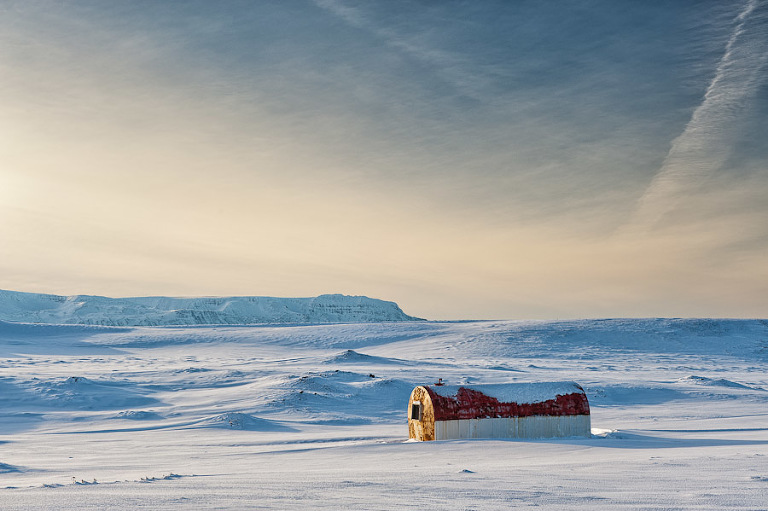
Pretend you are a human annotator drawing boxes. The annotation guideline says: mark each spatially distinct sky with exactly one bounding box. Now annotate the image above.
[1,0,767,320]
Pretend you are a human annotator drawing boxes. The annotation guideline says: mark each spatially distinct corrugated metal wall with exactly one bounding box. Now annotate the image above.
[433,414,591,440]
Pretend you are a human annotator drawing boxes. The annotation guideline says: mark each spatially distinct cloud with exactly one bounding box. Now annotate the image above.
[625,0,768,232]
[310,0,491,100]
[2,1,768,319]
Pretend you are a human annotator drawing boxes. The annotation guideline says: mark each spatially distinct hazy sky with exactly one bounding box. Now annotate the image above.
[2,0,767,320]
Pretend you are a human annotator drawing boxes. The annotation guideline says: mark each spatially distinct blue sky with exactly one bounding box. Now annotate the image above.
[1,1,767,319]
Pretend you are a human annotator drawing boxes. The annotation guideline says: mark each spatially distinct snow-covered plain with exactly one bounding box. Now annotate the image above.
[2,318,768,509]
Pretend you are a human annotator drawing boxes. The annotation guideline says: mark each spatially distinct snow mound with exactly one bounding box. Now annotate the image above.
[0,289,422,326]
[19,376,158,410]
[680,375,764,390]
[175,367,212,374]
[111,410,165,421]
[326,349,405,365]
[271,370,415,423]
[196,412,295,431]
[328,350,377,363]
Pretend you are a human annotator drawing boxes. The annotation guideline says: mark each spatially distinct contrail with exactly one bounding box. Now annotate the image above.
[310,0,491,100]
[625,0,768,232]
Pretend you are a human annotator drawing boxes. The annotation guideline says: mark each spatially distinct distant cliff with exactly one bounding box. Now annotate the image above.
[0,289,423,326]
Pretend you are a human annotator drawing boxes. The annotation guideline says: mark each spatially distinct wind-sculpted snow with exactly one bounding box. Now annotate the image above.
[194,412,297,432]
[111,410,165,421]
[271,370,416,424]
[0,289,421,326]
[0,319,128,338]
[680,375,766,391]
[325,349,409,365]
[2,318,768,509]
[4,376,158,411]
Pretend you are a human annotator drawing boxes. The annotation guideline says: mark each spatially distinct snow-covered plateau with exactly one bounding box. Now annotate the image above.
[0,289,421,326]
[2,317,768,509]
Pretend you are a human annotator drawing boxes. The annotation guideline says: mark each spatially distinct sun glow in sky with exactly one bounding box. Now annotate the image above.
[1,0,767,319]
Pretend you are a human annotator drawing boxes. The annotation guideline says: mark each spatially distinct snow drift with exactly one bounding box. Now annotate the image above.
[2,318,768,509]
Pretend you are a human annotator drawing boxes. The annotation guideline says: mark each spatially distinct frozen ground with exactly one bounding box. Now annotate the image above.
[1,318,768,509]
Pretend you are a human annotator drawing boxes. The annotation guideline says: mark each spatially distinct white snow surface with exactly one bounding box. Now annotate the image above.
[427,382,585,405]
[0,289,420,325]
[2,317,768,509]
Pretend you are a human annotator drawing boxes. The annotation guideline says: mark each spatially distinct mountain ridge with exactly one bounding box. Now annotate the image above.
[0,289,423,326]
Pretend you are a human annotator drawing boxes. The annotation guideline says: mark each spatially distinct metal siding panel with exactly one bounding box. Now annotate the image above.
[434,421,445,440]
[434,414,590,440]
[458,419,469,438]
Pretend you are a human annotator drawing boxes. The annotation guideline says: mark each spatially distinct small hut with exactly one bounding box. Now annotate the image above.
[408,382,590,441]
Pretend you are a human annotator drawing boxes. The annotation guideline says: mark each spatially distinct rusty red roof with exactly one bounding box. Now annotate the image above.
[423,382,589,421]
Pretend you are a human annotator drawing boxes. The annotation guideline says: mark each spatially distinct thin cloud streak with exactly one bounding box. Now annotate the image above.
[311,0,492,100]
[624,0,768,233]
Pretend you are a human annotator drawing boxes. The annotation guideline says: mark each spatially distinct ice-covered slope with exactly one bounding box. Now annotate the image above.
[0,289,421,326]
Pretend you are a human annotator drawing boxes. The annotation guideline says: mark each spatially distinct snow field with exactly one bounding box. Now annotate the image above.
[1,319,768,509]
